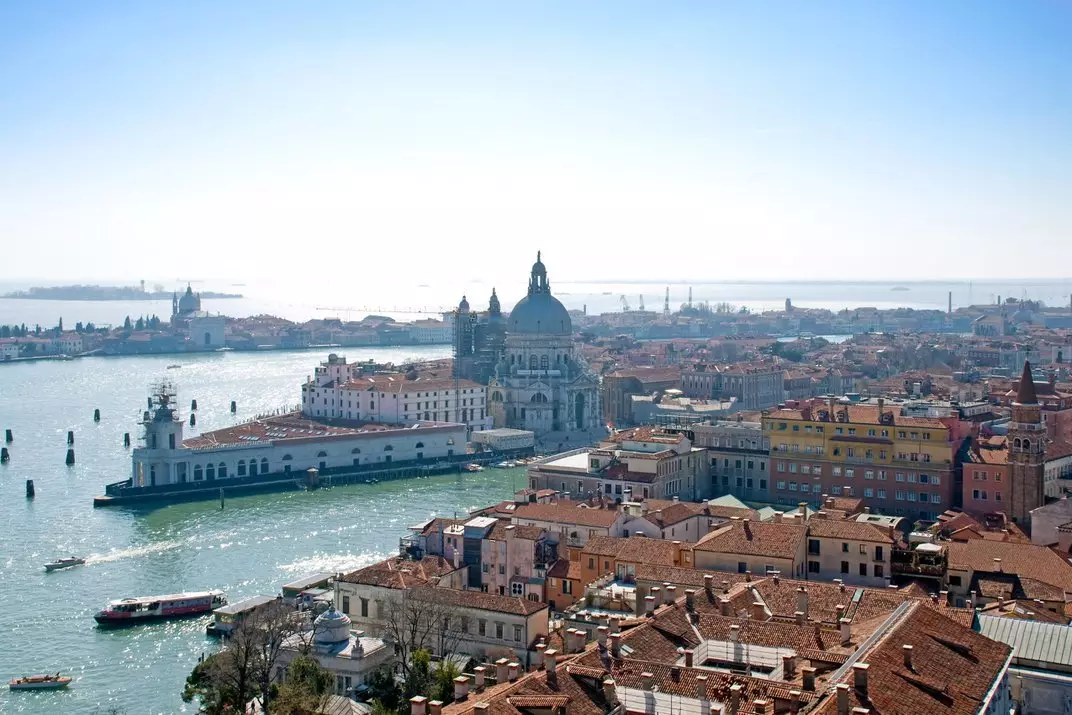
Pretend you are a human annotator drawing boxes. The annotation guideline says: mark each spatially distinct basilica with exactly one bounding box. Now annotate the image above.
[453,253,600,440]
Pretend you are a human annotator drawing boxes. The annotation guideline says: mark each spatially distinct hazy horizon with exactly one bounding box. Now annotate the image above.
[2,1,1069,283]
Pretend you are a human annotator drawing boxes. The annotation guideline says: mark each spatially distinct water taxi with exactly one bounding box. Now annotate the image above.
[464,463,484,472]
[9,674,72,691]
[94,590,226,626]
[44,556,85,572]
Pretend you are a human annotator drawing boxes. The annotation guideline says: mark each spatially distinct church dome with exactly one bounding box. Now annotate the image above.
[509,252,571,335]
[458,295,470,312]
[314,605,352,645]
[178,285,201,314]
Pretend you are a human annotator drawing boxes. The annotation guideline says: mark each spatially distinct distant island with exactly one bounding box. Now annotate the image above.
[2,285,243,301]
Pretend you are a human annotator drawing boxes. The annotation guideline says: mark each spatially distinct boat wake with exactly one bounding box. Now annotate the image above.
[86,539,185,564]
[278,551,386,576]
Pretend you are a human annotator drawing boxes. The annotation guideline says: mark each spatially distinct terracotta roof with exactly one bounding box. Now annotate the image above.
[338,555,459,589]
[693,521,807,561]
[408,586,548,616]
[546,558,583,581]
[580,536,680,566]
[947,540,1072,594]
[486,521,544,542]
[812,603,1012,715]
[512,501,622,529]
[1016,360,1038,404]
[807,518,896,544]
[182,411,455,449]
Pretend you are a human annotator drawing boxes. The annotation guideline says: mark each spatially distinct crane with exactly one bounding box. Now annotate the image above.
[619,295,631,312]
[638,294,645,311]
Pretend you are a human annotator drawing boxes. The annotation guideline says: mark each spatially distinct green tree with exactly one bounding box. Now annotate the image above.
[403,649,431,701]
[270,655,334,714]
[431,661,461,704]
[58,317,63,331]
[368,666,402,712]
[123,316,132,330]
[135,316,145,330]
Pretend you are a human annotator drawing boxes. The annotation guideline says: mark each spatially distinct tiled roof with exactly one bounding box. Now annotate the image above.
[812,603,1012,715]
[807,518,895,544]
[693,521,807,561]
[408,586,548,616]
[546,558,583,581]
[947,540,1072,594]
[581,536,680,566]
[338,555,459,589]
[512,502,622,529]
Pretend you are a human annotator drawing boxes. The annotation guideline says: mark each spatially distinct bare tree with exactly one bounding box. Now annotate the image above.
[378,588,465,680]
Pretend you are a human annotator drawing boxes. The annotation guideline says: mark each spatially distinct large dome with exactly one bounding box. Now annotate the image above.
[508,251,572,335]
[509,291,572,335]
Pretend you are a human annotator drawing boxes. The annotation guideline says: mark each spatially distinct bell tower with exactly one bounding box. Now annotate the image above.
[1008,361,1045,526]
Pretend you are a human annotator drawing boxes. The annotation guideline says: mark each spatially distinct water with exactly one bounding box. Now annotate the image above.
[2,278,1069,329]
[0,346,524,714]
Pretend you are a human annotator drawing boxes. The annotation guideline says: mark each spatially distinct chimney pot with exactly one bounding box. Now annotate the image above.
[495,658,509,683]
[704,573,714,595]
[453,675,469,702]
[836,683,850,715]
[410,696,428,715]
[753,699,771,715]
[903,644,914,670]
[507,662,520,681]
[729,683,743,714]
[695,673,708,698]
[602,679,617,705]
[685,588,697,612]
[783,652,797,677]
[802,667,817,691]
[795,610,805,625]
[840,617,852,645]
[534,643,546,670]
[720,597,732,616]
[641,671,654,689]
[596,625,608,645]
[853,663,869,698]
[721,580,730,594]
[730,624,740,642]
[644,595,657,615]
[473,666,486,691]
[789,690,803,714]
[665,585,677,605]
[609,632,622,659]
[544,649,559,680]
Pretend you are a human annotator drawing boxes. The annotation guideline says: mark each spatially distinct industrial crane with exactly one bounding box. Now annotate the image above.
[619,295,631,312]
[638,294,645,311]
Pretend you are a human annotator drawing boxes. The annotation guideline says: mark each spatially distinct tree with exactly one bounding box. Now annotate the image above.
[378,590,464,683]
[135,316,145,331]
[123,316,132,330]
[58,317,63,331]
[367,666,402,712]
[182,601,311,714]
[269,654,334,714]
[430,660,461,704]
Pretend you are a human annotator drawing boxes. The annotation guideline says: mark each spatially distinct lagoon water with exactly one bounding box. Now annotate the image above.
[0,346,526,714]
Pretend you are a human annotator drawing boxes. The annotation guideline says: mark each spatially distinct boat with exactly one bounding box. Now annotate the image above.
[44,556,85,572]
[492,461,511,469]
[891,286,910,292]
[94,590,227,626]
[166,364,182,369]
[9,674,72,691]
[464,463,484,472]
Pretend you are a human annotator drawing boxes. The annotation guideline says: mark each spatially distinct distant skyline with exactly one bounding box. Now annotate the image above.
[1,1,1069,283]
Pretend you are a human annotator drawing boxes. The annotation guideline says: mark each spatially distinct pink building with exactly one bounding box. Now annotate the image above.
[962,436,1010,517]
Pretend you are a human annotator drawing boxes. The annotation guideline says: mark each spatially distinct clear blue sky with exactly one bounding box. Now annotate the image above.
[1,1,1069,284]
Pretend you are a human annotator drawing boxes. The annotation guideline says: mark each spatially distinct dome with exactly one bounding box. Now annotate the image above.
[458,295,470,312]
[314,605,352,645]
[510,291,572,335]
[177,285,201,314]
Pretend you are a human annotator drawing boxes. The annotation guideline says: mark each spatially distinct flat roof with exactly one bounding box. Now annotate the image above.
[465,516,498,529]
[979,615,1072,668]
[214,594,277,616]
[282,573,334,591]
[479,428,534,437]
[543,451,591,471]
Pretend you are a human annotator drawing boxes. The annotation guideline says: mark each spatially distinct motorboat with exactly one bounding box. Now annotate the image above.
[44,556,85,572]
[166,364,182,369]
[9,673,72,691]
[464,463,484,472]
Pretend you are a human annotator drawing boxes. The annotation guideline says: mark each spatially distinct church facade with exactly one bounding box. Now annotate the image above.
[476,253,600,438]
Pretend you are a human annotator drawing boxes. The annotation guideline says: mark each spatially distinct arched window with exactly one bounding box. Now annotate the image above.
[237,460,247,477]
[260,458,269,473]
[351,447,361,454]
[1014,438,1022,449]
[529,355,538,370]
[317,451,328,458]
[248,460,257,476]
[492,391,503,402]
[415,442,425,449]
[218,462,227,479]
[282,454,293,461]
[193,464,203,481]
[206,463,215,480]
[1022,439,1030,452]
[384,445,394,451]
[531,393,548,403]
[540,355,549,370]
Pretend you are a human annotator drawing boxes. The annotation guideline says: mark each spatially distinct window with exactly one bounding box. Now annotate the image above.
[777,481,786,490]
[842,543,849,553]
[777,462,786,473]
[360,598,369,617]
[859,544,867,554]
[237,460,246,476]
[845,468,854,478]
[789,463,798,473]
[800,483,810,493]
[789,481,798,491]
[802,464,811,474]
[831,485,842,495]
[864,488,873,498]
[808,539,820,555]
[479,619,487,636]
[859,563,867,576]
[841,561,849,574]
[832,467,842,476]
[514,624,523,642]
[865,470,874,480]
[875,546,884,561]
[878,470,887,481]
[737,562,747,574]
[950,576,962,587]
[874,564,884,579]
[808,561,820,574]
[260,457,269,473]
[896,491,906,501]
[896,472,905,482]
[342,596,350,614]
[495,622,504,639]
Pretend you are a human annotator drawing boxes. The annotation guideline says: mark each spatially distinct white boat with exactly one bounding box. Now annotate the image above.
[44,556,85,572]
[94,589,226,626]
[493,461,511,469]
[9,673,72,691]
[464,463,484,472]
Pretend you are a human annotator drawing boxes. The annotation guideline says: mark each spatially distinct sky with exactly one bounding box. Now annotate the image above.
[0,0,1069,287]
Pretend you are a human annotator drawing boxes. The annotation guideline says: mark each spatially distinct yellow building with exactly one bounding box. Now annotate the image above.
[760,398,959,521]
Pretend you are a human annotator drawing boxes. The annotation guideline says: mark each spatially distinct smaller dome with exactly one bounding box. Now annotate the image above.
[177,285,201,313]
[314,605,352,645]
[458,295,470,312]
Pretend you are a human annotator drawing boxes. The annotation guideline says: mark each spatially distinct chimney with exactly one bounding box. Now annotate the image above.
[752,601,766,620]
[773,512,783,524]
[722,580,731,594]
[799,502,808,520]
[609,615,621,634]
[745,570,752,582]
[743,519,752,538]
[410,696,428,715]
[836,683,850,715]
[840,617,852,646]
[695,674,708,700]
[602,679,617,705]
[472,705,489,714]
[704,574,714,598]
[939,590,949,604]
[453,675,469,702]
[610,632,622,659]
[665,585,677,605]
[802,667,816,691]
[730,624,740,642]
[797,586,808,618]
[969,590,977,609]
[773,571,781,585]
[453,549,461,569]
[853,663,869,699]
[836,604,845,622]
[644,595,657,616]
[596,625,609,646]
[641,671,654,690]
[534,643,546,670]
[473,666,486,691]
[782,652,797,677]
[685,649,694,667]
[994,557,1003,572]
[720,598,732,616]
[903,644,914,670]
[685,589,697,613]
[789,690,803,714]
[508,662,520,682]
[672,540,682,566]
[495,658,509,683]
[729,683,743,715]
[544,649,559,684]
[838,579,846,593]
[795,610,805,626]
[429,702,444,715]
[753,699,771,715]
[711,706,725,715]
[650,586,661,605]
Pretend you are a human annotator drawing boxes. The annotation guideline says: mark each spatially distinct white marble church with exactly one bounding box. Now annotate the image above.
[487,253,600,441]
